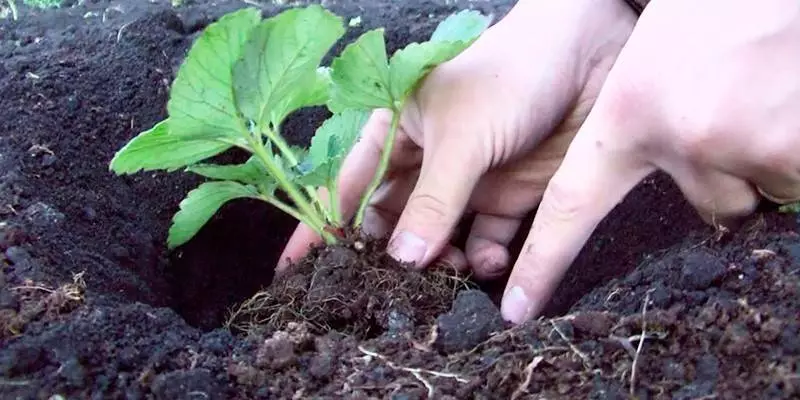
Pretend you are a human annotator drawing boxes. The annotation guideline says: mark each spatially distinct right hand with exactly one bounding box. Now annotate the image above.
[279,0,637,279]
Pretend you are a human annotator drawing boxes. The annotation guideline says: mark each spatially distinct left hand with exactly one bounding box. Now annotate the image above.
[501,0,800,324]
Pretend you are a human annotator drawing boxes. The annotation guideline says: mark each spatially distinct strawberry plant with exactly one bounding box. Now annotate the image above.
[109,5,491,249]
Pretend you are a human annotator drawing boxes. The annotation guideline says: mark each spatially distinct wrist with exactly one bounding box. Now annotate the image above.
[504,0,636,84]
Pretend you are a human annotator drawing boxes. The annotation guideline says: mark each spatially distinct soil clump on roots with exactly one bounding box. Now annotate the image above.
[226,236,474,339]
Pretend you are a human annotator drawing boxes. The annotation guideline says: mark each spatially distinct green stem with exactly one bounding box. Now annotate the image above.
[249,136,335,244]
[262,126,333,223]
[257,193,312,228]
[8,0,18,20]
[354,106,401,227]
[328,180,341,226]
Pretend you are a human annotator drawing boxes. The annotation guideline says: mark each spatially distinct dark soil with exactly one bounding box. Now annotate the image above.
[225,235,475,340]
[0,0,798,398]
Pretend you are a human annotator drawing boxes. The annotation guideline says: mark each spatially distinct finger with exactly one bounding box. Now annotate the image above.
[666,164,760,226]
[465,214,522,280]
[756,182,800,205]
[277,222,322,272]
[434,244,470,273]
[278,109,420,270]
[719,130,800,205]
[501,109,654,324]
[748,163,800,205]
[361,169,420,238]
[387,136,487,269]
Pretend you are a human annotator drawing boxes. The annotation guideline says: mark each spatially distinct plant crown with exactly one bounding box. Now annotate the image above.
[109,5,491,249]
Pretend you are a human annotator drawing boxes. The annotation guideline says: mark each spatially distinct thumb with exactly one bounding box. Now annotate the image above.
[277,110,404,271]
[387,137,486,269]
[500,102,655,324]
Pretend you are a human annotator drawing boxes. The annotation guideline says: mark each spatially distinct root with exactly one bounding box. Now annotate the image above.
[510,355,544,400]
[630,289,653,396]
[357,345,468,398]
[225,240,472,338]
[5,272,86,337]
[548,320,591,369]
[11,271,86,303]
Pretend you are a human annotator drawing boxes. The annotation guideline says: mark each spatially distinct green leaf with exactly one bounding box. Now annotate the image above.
[779,202,800,214]
[430,9,493,43]
[186,156,270,186]
[168,181,259,248]
[388,11,491,101]
[167,8,262,140]
[271,67,333,129]
[328,29,393,112]
[387,41,465,101]
[297,109,370,186]
[109,119,232,174]
[233,5,345,129]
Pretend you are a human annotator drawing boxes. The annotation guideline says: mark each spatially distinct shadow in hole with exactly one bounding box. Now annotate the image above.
[167,198,299,330]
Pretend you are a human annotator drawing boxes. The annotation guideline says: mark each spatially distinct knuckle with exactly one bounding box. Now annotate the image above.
[539,178,589,223]
[405,193,453,224]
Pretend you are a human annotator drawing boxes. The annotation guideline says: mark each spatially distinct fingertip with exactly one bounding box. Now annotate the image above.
[500,285,538,325]
[388,158,484,268]
[498,107,654,325]
[466,238,510,280]
[387,230,428,268]
[277,223,322,272]
[434,245,469,273]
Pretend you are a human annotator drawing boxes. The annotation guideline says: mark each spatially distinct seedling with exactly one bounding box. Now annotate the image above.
[109,5,491,249]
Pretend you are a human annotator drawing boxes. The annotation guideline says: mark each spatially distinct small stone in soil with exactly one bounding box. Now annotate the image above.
[433,290,505,354]
[256,336,296,370]
[386,309,414,337]
[22,202,65,227]
[679,250,726,290]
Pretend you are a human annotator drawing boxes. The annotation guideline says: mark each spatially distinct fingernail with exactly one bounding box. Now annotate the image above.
[501,286,534,324]
[387,231,427,267]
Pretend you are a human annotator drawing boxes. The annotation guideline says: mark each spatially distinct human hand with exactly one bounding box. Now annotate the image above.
[278,0,636,278]
[502,0,800,323]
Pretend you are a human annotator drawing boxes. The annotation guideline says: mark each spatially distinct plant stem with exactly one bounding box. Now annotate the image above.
[257,193,312,228]
[262,126,334,223]
[354,106,401,227]
[7,0,18,20]
[327,180,341,225]
[248,136,335,244]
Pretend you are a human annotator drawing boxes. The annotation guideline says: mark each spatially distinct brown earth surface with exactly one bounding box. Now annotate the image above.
[0,0,798,399]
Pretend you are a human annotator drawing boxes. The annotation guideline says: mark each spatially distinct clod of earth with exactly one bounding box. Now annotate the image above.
[225,236,474,339]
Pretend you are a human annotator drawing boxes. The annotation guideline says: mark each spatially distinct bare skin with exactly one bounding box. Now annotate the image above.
[279,0,637,277]
[502,0,800,323]
[281,0,800,324]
